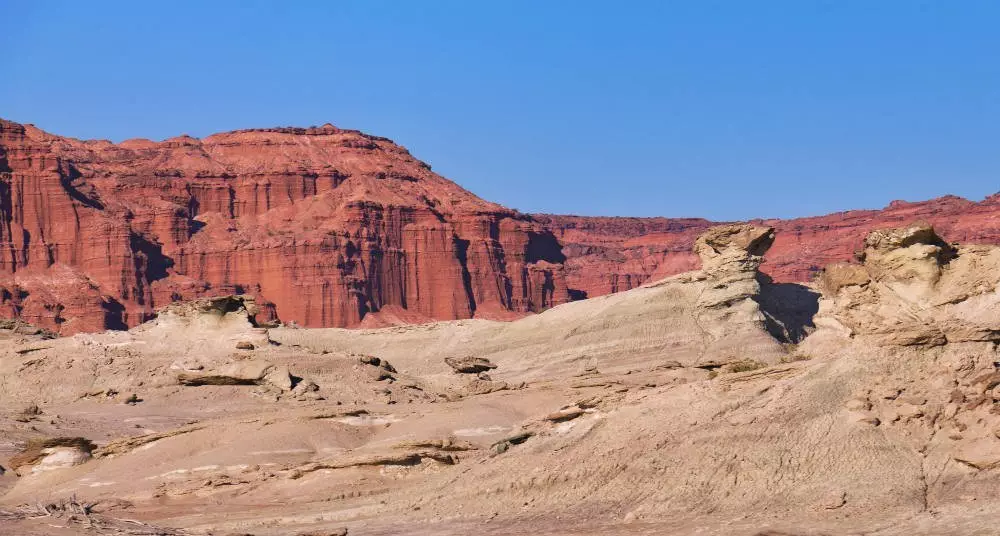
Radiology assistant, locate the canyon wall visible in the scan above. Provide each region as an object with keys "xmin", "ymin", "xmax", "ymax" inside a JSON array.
[{"xmin": 2, "ymin": 117, "xmax": 998, "ymax": 333}]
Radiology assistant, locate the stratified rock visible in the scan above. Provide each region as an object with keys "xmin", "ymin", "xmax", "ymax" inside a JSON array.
[
  {"xmin": 8, "ymin": 437, "xmax": 95, "ymax": 475},
  {"xmin": 0, "ymin": 119, "xmax": 569, "ymax": 334},
  {"xmin": 94, "ymin": 426, "xmax": 203, "ymax": 458},
  {"xmin": 5, "ymin": 116, "xmax": 999, "ymax": 335},
  {"xmin": 445, "ymin": 356, "xmax": 498, "ymax": 374},
  {"xmin": 693, "ymin": 224, "xmax": 775, "ymax": 309},
  {"xmin": 175, "ymin": 359, "xmax": 294, "ymax": 390},
  {"xmin": 543, "ymin": 405, "xmax": 586, "ymax": 422},
  {"xmin": 681, "ymin": 224, "xmax": 786, "ymax": 367},
  {"xmin": 861, "ymin": 222, "xmax": 956, "ymax": 294},
  {"xmin": 693, "ymin": 224, "xmax": 775, "ymax": 276}
]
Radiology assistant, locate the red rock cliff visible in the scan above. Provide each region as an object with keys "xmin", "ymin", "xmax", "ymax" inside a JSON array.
[
  {"xmin": 3, "ymin": 117, "xmax": 998, "ymax": 333},
  {"xmin": 0, "ymin": 119, "xmax": 569, "ymax": 333}
]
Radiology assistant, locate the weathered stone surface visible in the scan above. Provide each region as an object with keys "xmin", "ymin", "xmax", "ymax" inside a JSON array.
[
  {"xmin": 805, "ymin": 224, "xmax": 1000, "ymax": 347},
  {"xmin": 445, "ymin": 356, "xmax": 498, "ymax": 374},
  {"xmin": 174, "ymin": 359, "xmax": 293, "ymax": 390},
  {"xmin": 676, "ymin": 224, "xmax": 787, "ymax": 366},
  {"xmin": 8, "ymin": 437, "xmax": 95, "ymax": 475}
]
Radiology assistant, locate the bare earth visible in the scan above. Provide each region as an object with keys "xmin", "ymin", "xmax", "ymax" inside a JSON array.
[{"xmin": 3, "ymin": 223, "xmax": 1000, "ymax": 535}]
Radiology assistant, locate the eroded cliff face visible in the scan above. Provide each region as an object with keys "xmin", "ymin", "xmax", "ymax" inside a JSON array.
[{"xmin": 0, "ymin": 119, "xmax": 569, "ymax": 333}]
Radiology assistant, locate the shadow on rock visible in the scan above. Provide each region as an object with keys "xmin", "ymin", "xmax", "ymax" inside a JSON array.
[{"xmin": 756, "ymin": 273, "xmax": 820, "ymax": 343}]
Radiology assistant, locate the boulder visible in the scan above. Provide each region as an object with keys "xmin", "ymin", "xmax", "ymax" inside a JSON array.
[
  {"xmin": 445, "ymin": 356, "xmax": 498, "ymax": 374},
  {"xmin": 8, "ymin": 437, "xmax": 95, "ymax": 475},
  {"xmin": 862, "ymin": 222, "xmax": 955, "ymax": 295}
]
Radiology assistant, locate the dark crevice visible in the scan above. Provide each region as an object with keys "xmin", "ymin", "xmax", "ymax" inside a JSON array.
[
  {"xmin": 526, "ymin": 231, "xmax": 567, "ymax": 264},
  {"xmin": 567, "ymin": 288, "xmax": 588, "ymax": 301},
  {"xmin": 453, "ymin": 236, "xmax": 477, "ymax": 315},
  {"xmin": 102, "ymin": 297, "xmax": 128, "ymax": 331},
  {"xmin": 178, "ymin": 376, "xmax": 260, "ymax": 386},
  {"xmin": 539, "ymin": 270, "xmax": 556, "ymax": 309},
  {"xmin": 60, "ymin": 163, "xmax": 104, "ymax": 210},
  {"xmin": 130, "ymin": 233, "xmax": 174, "ymax": 282}
]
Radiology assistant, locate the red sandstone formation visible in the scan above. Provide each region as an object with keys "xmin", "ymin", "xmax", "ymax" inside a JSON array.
[
  {"xmin": 538, "ymin": 194, "xmax": 1000, "ymax": 298},
  {"xmin": 2, "ymin": 117, "xmax": 998, "ymax": 333},
  {"xmin": 0, "ymin": 119, "xmax": 569, "ymax": 333}
]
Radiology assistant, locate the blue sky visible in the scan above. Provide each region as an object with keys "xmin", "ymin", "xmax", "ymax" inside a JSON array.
[{"xmin": 2, "ymin": 1, "xmax": 997, "ymax": 220}]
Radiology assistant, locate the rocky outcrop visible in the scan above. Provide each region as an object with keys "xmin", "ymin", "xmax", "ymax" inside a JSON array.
[
  {"xmin": 668, "ymin": 224, "xmax": 786, "ymax": 366},
  {"xmin": 809, "ymin": 223, "xmax": 1000, "ymax": 347},
  {"xmin": 153, "ymin": 295, "xmax": 270, "ymax": 331},
  {"xmin": 0, "ymin": 119, "xmax": 569, "ymax": 333},
  {"xmin": 692, "ymin": 223, "xmax": 773, "ymax": 289}
]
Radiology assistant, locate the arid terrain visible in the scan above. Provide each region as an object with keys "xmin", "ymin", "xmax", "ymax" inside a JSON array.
[
  {"xmin": 3, "ymin": 216, "xmax": 1000, "ymax": 535},
  {"xmin": 5, "ymin": 0, "xmax": 998, "ymax": 530}
]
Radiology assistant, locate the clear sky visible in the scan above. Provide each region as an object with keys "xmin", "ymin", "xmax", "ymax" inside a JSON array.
[{"xmin": 2, "ymin": 1, "xmax": 997, "ymax": 220}]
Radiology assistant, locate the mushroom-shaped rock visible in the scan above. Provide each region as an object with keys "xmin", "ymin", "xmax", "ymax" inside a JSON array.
[
  {"xmin": 693, "ymin": 224, "xmax": 775, "ymax": 309},
  {"xmin": 686, "ymin": 224, "xmax": 788, "ymax": 367},
  {"xmin": 694, "ymin": 224, "xmax": 775, "ymax": 278}
]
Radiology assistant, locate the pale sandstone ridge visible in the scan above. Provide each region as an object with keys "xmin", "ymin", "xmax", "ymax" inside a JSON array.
[{"xmin": 812, "ymin": 222, "xmax": 1000, "ymax": 347}]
